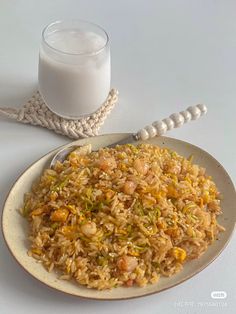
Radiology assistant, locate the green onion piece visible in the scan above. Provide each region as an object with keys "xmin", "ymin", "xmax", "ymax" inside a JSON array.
[
  {"xmin": 154, "ymin": 207, "xmax": 161, "ymax": 218},
  {"xmin": 152, "ymin": 261, "xmax": 160, "ymax": 268},
  {"xmin": 51, "ymin": 178, "xmax": 69, "ymax": 192},
  {"xmin": 51, "ymin": 222, "xmax": 59, "ymax": 229},
  {"xmin": 97, "ymin": 256, "xmax": 108, "ymax": 266},
  {"xmin": 85, "ymin": 187, "xmax": 93, "ymax": 199},
  {"xmin": 126, "ymin": 225, "xmax": 132, "ymax": 233},
  {"xmin": 22, "ymin": 204, "xmax": 30, "ymax": 217}
]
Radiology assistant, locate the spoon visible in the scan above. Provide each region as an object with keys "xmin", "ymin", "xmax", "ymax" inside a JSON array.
[{"xmin": 50, "ymin": 104, "xmax": 207, "ymax": 168}]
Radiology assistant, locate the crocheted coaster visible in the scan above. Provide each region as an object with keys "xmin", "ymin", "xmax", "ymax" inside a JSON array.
[{"xmin": 0, "ymin": 89, "xmax": 118, "ymax": 139}]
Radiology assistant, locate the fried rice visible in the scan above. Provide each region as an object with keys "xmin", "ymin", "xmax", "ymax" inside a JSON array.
[{"xmin": 21, "ymin": 144, "xmax": 225, "ymax": 290}]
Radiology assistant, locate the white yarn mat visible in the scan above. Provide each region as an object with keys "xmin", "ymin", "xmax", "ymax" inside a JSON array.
[{"xmin": 0, "ymin": 89, "xmax": 118, "ymax": 139}]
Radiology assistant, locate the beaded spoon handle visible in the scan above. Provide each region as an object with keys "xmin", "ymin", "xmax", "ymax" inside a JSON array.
[
  {"xmin": 50, "ymin": 104, "xmax": 207, "ymax": 167},
  {"xmin": 135, "ymin": 104, "xmax": 207, "ymax": 141}
]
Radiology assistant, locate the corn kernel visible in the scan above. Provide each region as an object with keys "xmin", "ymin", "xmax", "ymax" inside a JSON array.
[
  {"xmin": 106, "ymin": 189, "xmax": 115, "ymax": 200},
  {"xmin": 172, "ymin": 247, "xmax": 187, "ymax": 262},
  {"xmin": 60, "ymin": 226, "xmax": 76, "ymax": 239},
  {"xmin": 31, "ymin": 248, "xmax": 42, "ymax": 255},
  {"xmin": 50, "ymin": 208, "xmax": 69, "ymax": 222},
  {"xmin": 66, "ymin": 204, "xmax": 77, "ymax": 214},
  {"xmin": 167, "ymin": 185, "xmax": 179, "ymax": 198},
  {"xmin": 128, "ymin": 250, "xmax": 140, "ymax": 257},
  {"xmin": 50, "ymin": 191, "xmax": 58, "ymax": 201},
  {"xmin": 203, "ymin": 191, "xmax": 210, "ymax": 203}
]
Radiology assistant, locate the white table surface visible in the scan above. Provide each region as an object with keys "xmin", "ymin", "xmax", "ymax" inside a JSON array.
[{"xmin": 0, "ymin": 1, "xmax": 235, "ymax": 313}]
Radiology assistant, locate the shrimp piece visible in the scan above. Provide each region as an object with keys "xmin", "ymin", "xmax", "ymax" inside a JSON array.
[
  {"xmin": 97, "ymin": 156, "xmax": 117, "ymax": 171},
  {"xmin": 165, "ymin": 160, "xmax": 181, "ymax": 175},
  {"xmin": 117, "ymin": 256, "xmax": 138, "ymax": 272},
  {"xmin": 133, "ymin": 159, "xmax": 149, "ymax": 175},
  {"xmin": 80, "ymin": 222, "xmax": 97, "ymax": 237},
  {"xmin": 123, "ymin": 181, "xmax": 137, "ymax": 195}
]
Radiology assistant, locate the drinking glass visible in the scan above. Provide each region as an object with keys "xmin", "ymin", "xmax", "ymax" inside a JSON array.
[{"xmin": 38, "ymin": 20, "xmax": 110, "ymax": 118}]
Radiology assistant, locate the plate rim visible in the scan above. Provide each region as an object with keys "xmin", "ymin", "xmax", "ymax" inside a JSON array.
[{"xmin": 1, "ymin": 134, "xmax": 236, "ymax": 300}]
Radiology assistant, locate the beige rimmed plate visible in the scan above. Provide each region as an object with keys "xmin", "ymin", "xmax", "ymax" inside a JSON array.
[{"xmin": 2, "ymin": 134, "xmax": 236, "ymax": 300}]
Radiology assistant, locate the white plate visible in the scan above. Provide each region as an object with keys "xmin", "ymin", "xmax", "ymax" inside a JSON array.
[{"xmin": 2, "ymin": 134, "xmax": 236, "ymax": 300}]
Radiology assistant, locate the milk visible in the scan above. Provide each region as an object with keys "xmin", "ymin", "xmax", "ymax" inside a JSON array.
[{"xmin": 38, "ymin": 26, "xmax": 110, "ymax": 118}]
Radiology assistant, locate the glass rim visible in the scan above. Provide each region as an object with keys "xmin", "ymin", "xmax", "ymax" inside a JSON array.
[{"xmin": 42, "ymin": 19, "xmax": 109, "ymax": 56}]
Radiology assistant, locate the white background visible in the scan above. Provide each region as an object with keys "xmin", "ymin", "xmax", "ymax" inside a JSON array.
[{"xmin": 0, "ymin": 1, "xmax": 235, "ymax": 313}]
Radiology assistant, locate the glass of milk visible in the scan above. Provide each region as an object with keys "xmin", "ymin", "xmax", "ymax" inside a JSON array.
[{"xmin": 38, "ymin": 20, "xmax": 110, "ymax": 118}]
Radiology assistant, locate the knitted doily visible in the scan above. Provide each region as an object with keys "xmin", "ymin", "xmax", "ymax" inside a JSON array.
[{"xmin": 0, "ymin": 89, "xmax": 118, "ymax": 139}]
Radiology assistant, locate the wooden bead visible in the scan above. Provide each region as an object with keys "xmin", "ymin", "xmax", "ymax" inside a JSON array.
[
  {"xmin": 187, "ymin": 106, "xmax": 201, "ymax": 120},
  {"xmin": 169, "ymin": 113, "xmax": 184, "ymax": 127},
  {"xmin": 134, "ymin": 104, "xmax": 207, "ymax": 141},
  {"xmin": 137, "ymin": 129, "xmax": 149, "ymax": 141},
  {"xmin": 152, "ymin": 120, "xmax": 168, "ymax": 135},
  {"xmin": 180, "ymin": 110, "xmax": 191, "ymax": 122},
  {"xmin": 144, "ymin": 125, "xmax": 157, "ymax": 138},
  {"xmin": 197, "ymin": 104, "xmax": 207, "ymax": 115},
  {"xmin": 162, "ymin": 118, "xmax": 174, "ymax": 130}
]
